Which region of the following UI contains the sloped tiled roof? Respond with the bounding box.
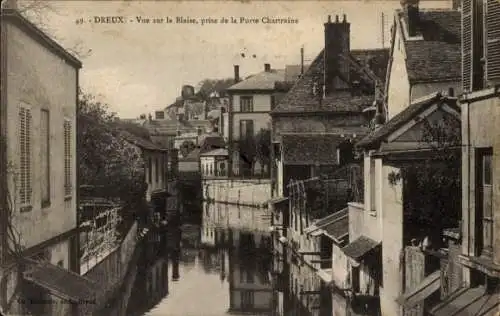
[305,207,348,242]
[23,261,99,302]
[342,235,380,260]
[282,134,344,165]
[399,9,461,83]
[356,92,460,149]
[120,130,166,152]
[271,48,389,114]
[284,64,310,82]
[227,69,285,91]
[144,119,212,135]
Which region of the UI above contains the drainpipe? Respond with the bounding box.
[465,94,471,284]
[228,94,234,178]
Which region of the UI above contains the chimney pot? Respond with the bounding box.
[343,14,347,23]
[234,65,240,83]
[264,63,271,72]
[335,15,339,23]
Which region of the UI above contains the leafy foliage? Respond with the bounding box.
[195,78,234,100]
[255,128,271,171]
[388,113,461,244]
[236,128,271,176]
[179,140,196,158]
[78,91,147,207]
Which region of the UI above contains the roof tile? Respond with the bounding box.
[342,235,380,260]
[356,92,459,148]
[400,10,461,83]
[227,69,285,91]
[282,134,344,165]
[272,48,389,114]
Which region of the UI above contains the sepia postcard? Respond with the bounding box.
[0,0,499,315]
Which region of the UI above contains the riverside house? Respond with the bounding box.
[346,2,464,315]
[428,0,500,314]
[269,14,389,200]
[224,63,286,178]
[0,8,99,316]
[269,13,389,316]
[384,0,462,120]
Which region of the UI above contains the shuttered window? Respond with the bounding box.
[40,110,50,205]
[240,96,254,112]
[155,157,159,183]
[64,119,72,197]
[462,0,473,92]
[148,157,152,184]
[19,106,32,207]
[486,0,500,84]
[239,120,254,140]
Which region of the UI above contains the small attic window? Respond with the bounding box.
[351,80,361,97]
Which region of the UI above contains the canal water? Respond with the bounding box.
[112,202,281,316]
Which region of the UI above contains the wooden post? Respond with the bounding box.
[404,246,425,316]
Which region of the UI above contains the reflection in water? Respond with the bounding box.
[110,203,277,316]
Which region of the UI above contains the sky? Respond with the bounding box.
[28,0,453,118]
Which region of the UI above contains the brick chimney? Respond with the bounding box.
[401,0,420,37]
[234,65,240,83]
[324,14,350,94]
[264,63,271,72]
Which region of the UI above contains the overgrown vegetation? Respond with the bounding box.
[237,128,271,176]
[78,91,150,219]
[387,114,461,245]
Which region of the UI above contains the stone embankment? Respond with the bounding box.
[202,178,272,208]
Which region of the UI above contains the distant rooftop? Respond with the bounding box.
[227,69,286,91]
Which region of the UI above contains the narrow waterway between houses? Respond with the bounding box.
[102,201,296,316]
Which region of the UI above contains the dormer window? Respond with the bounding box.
[351,80,361,97]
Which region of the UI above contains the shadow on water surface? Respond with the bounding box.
[106,202,309,316]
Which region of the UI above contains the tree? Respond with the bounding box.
[195,78,234,101]
[255,128,271,175]
[78,91,147,209]
[388,114,461,246]
[179,140,196,158]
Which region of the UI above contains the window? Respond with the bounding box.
[159,156,164,184]
[220,162,226,176]
[472,0,485,90]
[240,96,254,112]
[57,260,63,267]
[155,157,159,183]
[476,148,493,257]
[41,110,50,206]
[352,266,360,293]
[19,106,32,208]
[370,158,376,212]
[240,291,254,309]
[63,119,72,198]
[485,0,500,84]
[148,157,152,184]
[239,120,254,140]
